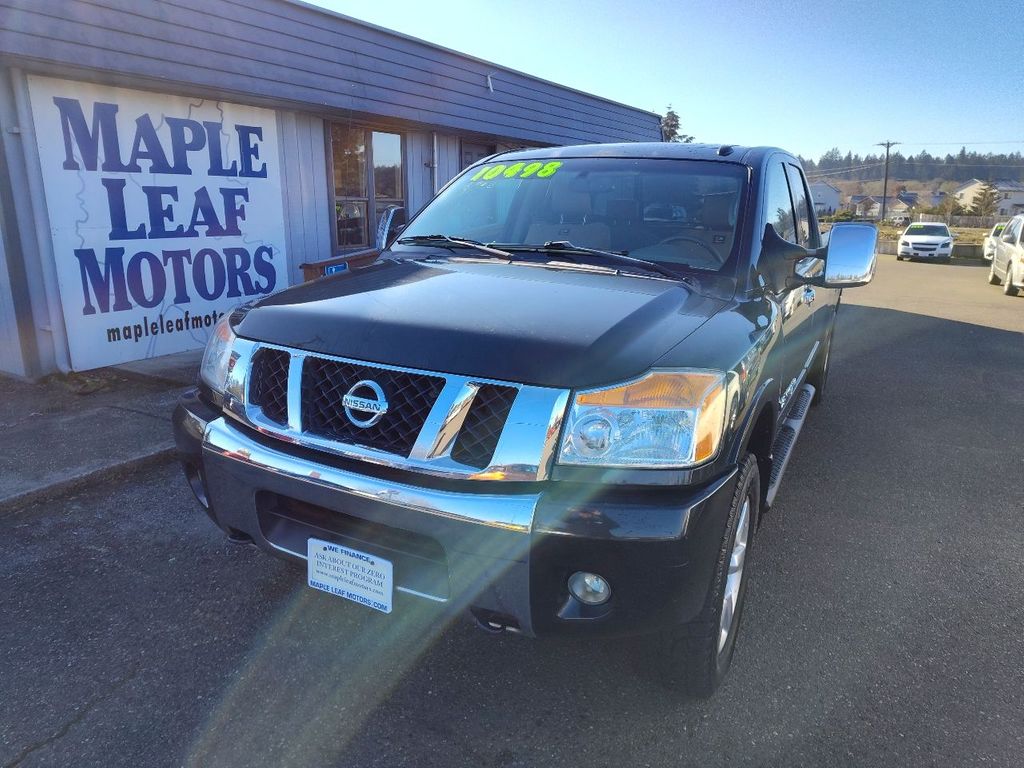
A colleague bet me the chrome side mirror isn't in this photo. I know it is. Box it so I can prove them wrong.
[375,205,405,249]
[821,223,877,288]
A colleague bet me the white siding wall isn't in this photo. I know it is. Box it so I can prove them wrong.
[405,131,435,218]
[0,215,27,376]
[277,110,332,285]
[435,134,463,189]
[0,66,64,375]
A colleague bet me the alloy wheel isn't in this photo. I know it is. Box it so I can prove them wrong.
[718,497,750,653]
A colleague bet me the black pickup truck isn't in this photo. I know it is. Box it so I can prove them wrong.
[173,143,876,696]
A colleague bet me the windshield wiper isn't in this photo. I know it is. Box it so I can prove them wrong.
[396,234,512,259]
[501,241,681,280]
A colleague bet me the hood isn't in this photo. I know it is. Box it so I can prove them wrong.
[235,258,727,388]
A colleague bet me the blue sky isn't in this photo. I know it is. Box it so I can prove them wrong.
[310,0,1022,162]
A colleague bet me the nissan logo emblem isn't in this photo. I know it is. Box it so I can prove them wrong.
[341,380,388,428]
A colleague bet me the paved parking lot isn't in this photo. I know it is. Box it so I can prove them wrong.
[2,257,1022,768]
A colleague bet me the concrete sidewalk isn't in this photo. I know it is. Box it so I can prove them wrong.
[0,350,201,511]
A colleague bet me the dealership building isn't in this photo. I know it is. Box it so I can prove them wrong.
[0,0,660,377]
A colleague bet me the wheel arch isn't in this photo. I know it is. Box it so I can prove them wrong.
[728,380,778,514]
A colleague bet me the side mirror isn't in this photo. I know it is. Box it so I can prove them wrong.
[819,223,877,288]
[759,223,809,292]
[376,205,406,249]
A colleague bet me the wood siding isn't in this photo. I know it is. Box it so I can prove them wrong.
[277,110,332,283]
[0,0,661,146]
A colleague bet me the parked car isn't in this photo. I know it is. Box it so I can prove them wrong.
[988,214,1022,296]
[890,215,911,227]
[173,143,877,697]
[983,222,1007,261]
[896,222,954,261]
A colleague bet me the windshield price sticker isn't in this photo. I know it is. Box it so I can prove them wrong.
[469,161,563,181]
[307,538,393,614]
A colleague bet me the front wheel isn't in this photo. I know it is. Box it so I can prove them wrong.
[806,331,832,406]
[659,454,760,698]
[1005,263,1019,296]
[988,261,1001,285]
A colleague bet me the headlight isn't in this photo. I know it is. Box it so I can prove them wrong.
[900,240,909,246]
[941,240,951,248]
[558,370,731,468]
[199,314,238,394]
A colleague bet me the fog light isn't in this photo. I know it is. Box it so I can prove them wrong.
[568,571,611,605]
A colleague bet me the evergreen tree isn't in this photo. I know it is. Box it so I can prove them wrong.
[970,183,1000,217]
[660,106,694,143]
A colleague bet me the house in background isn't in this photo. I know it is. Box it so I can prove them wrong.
[808,180,841,214]
[955,179,1024,216]
[850,196,912,220]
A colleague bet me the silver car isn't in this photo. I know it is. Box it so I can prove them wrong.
[988,214,1022,296]
[983,222,1006,261]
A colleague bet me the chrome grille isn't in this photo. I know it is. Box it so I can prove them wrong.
[301,357,445,457]
[451,384,518,468]
[248,348,290,425]
[229,340,571,481]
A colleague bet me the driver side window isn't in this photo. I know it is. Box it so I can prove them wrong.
[763,161,797,243]
[1002,218,1021,244]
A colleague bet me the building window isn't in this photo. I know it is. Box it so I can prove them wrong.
[331,126,405,251]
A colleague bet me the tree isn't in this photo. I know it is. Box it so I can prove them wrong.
[660,106,694,143]
[970,183,1000,217]
[934,192,964,222]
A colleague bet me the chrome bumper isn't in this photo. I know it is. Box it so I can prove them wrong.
[203,417,540,533]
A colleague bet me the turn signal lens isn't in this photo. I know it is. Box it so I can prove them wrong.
[199,315,237,394]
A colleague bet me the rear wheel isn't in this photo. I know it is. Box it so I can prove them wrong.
[1005,263,1020,296]
[659,454,760,698]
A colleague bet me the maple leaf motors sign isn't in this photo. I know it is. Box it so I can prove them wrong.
[27,76,288,370]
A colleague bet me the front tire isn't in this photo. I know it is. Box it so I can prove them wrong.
[659,454,760,698]
[807,331,832,406]
[989,261,1001,285]
[1005,263,1019,296]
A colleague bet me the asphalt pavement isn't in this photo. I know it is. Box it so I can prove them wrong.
[2,256,1022,767]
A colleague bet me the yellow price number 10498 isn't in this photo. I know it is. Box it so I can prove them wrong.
[469,161,563,182]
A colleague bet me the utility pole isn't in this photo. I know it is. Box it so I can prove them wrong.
[876,140,900,222]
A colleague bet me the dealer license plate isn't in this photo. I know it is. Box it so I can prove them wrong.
[307,538,393,614]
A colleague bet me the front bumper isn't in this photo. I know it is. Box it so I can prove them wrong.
[898,246,952,259]
[173,390,738,639]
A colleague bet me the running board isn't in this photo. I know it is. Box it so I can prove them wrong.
[765,383,815,508]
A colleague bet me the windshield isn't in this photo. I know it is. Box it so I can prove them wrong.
[905,224,950,237]
[992,224,1005,236]
[398,158,748,273]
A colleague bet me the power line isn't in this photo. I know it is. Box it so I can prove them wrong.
[897,140,1024,147]
[808,160,1024,178]
[807,162,887,178]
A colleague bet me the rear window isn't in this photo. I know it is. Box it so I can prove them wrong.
[906,224,950,237]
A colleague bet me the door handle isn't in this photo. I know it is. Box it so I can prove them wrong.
[802,286,816,305]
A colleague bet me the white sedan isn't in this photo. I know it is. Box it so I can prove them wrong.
[982,222,1006,261]
[896,223,954,262]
